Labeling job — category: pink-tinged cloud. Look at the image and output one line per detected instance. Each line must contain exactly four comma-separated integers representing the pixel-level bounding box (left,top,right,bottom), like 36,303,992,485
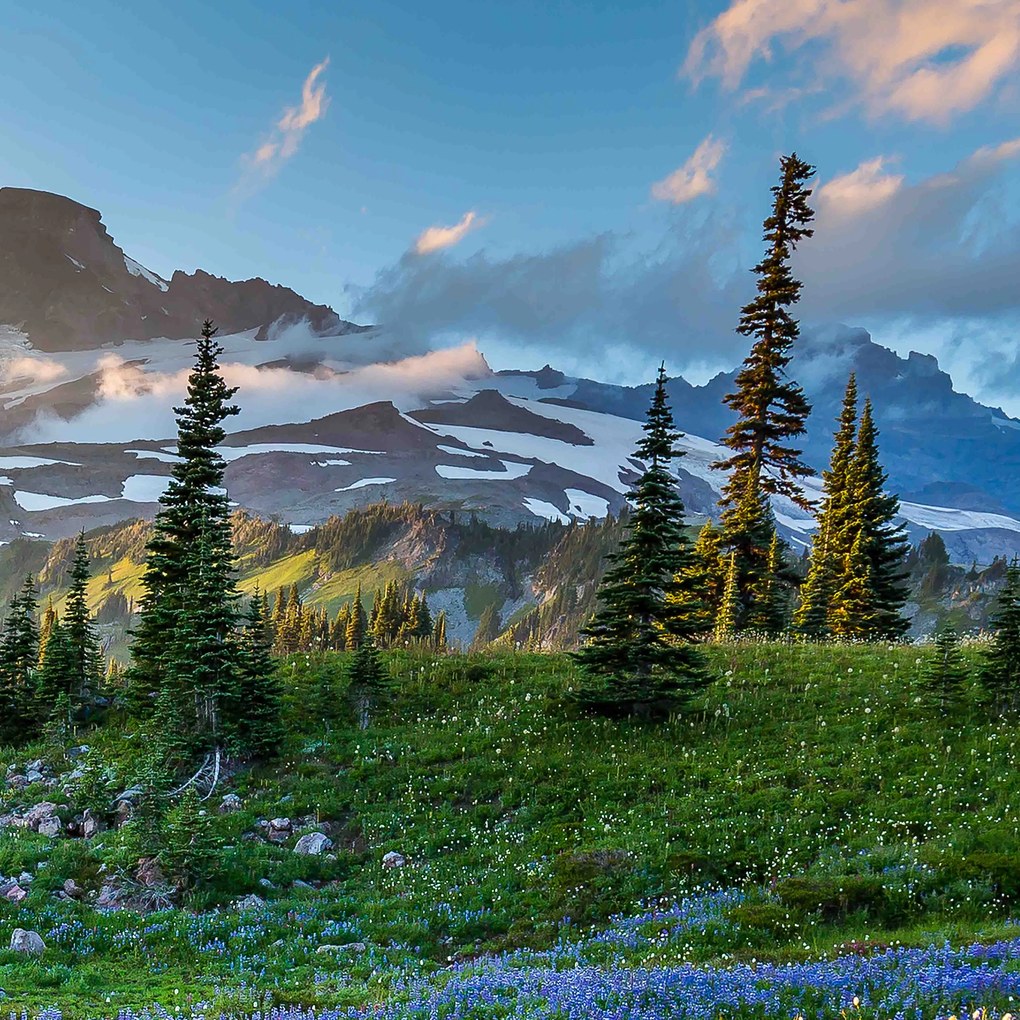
414,211,482,254
651,135,727,204
684,0,1020,124
238,58,330,193
815,157,905,218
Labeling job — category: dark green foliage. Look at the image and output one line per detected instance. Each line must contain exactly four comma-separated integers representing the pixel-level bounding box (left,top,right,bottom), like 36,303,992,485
0,574,40,742
831,400,909,640
159,787,221,888
129,321,241,745
471,603,502,651
35,620,75,728
348,637,389,728
920,625,970,715
61,532,103,718
672,521,725,634
573,365,710,717
795,374,858,637
980,559,1020,714
235,588,283,759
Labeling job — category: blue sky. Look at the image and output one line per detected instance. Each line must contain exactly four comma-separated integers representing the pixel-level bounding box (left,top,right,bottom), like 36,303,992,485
2,0,1020,399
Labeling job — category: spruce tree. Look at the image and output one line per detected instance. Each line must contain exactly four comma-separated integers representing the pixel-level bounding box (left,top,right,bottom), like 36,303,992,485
715,552,741,639
128,320,241,743
921,625,970,715
235,587,282,758
432,610,447,650
35,620,75,727
0,575,40,742
572,365,711,717
980,559,1020,715
345,584,367,650
795,374,858,637
829,399,909,640
63,531,103,717
750,530,789,635
713,154,816,622
671,521,725,634
348,636,389,729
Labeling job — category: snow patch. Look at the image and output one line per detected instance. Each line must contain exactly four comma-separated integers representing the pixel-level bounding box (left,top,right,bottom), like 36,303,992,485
0,456,81,469
124,256,169,292
121,474,171,503
435,461,532,480
523,498,570,524
127,449,183,463
14,491,113,511
436,444,487,459
288,524,315,534
335,477,397,492
219,443,379,461
564,488,610,520
64,254,85,271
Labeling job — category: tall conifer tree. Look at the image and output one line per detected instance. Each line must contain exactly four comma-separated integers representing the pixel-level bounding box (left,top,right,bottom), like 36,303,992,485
63,531,103,716
128,320,241,742
713,154,816,624
980,560,1020,715
573,365,710,717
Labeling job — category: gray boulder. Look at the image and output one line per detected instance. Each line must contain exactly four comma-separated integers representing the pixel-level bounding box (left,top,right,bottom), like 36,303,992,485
235,893,266,911
10,929,45,955
219,794,243,815
294,832,333,856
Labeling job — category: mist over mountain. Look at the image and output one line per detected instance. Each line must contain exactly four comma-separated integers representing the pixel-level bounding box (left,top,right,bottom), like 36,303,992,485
1,188,1019,571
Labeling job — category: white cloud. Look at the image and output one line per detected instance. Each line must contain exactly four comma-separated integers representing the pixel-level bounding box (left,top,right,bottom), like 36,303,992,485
238,58,330,193
684,0,1020,124
414,211,483,254
651,135,727,204
815,156,904,217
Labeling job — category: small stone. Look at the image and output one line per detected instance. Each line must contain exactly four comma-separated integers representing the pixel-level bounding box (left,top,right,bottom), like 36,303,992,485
5,884,27,904
258,878,274,889
219,794,243,815
63,878,82,899
135,858,165,888
235,893,266,911
10,929,45,955
17,872,32,886
294,832,333,856
24,802,59,831
382,851,407,869
82,809,100,839
25,770,45,784
269,817,291,831
6,775,28,791
96,883,124,909
316,941,367,954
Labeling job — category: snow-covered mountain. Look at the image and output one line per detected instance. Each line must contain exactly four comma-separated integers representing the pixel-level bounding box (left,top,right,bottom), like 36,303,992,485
1,187,1019,565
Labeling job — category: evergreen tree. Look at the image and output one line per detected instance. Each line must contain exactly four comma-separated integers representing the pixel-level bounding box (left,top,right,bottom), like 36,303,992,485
980,559,1020,715
671,521,725,634
794,374,858,637
235,587,282,759
750,530,789,634
713,154,816,619
572,365,711,717
0,575,40,742
345,584,367,649
471,603,502,651
35,620,75,727
921,625,970,715
63,531,103,717
829,399,909,639
38,598,57,666
348,636,389,729
432,610,447,650
715,552,741,639
128,320,241,743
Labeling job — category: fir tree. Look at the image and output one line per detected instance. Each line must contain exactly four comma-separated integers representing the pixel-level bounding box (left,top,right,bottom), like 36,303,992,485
0,575,40,742
980,559,1020,715
921,625,970,715
432,610,447,650
471,603,502,651
235,587,282,759
750,530,789,635
795,374,858,637
348,636,389,729
35,620,75,727
572,365,711,717
345,584,367,649
715,552,741,639
671,521,725,634
62,531,103,717
38,599,57,666
713,154,816,620
128,320,241,742
828,399,909,636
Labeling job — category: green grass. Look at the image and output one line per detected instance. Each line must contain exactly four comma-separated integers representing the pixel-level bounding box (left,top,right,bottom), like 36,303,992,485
0,641,1013,1014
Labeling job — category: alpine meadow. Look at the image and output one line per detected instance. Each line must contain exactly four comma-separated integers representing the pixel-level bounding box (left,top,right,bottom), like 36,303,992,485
2,4,1020,1019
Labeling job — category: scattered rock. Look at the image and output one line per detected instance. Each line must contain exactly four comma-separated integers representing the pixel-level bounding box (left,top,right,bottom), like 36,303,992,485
316,942,367,954
66,745,90,760
10,929,45,955
219,794,243,815
96,882,125,909
269,817,291,831
63,879,83,899
294,832,333,856
82,809,101,839
382,851,407,869
4,885,28,904
6,775,28,791
114,800,134,827
24,802,59,832
17,872,32,886
235,893,266,911
25,770,45,784
37,815,61,838
258,878,275,889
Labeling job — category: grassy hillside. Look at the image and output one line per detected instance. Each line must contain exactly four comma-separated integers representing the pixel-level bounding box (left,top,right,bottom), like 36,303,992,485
0,642,1018,1018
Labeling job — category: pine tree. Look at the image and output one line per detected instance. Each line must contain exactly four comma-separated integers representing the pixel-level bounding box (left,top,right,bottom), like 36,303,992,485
713,154,816,620
715,552,741,639
38,598,57,666
432,610,447,650
0,575,40,742
348,636,389,729
345,584,367,650
572,365,711,717
35,620,75,727
980,560,1020,715
471,603,502,651
128,320,241,743
795,374,859,637
235,587,282,759
63,531,103,718
671,521,725,634
921,625,970,715
828,399,909,636
750,530,789,635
